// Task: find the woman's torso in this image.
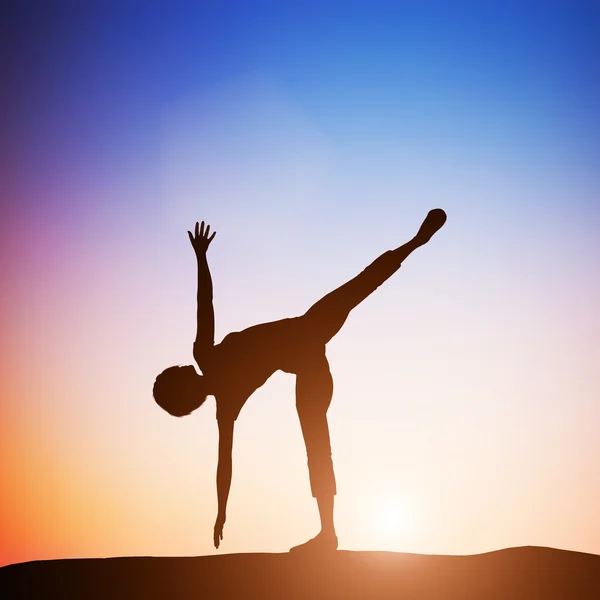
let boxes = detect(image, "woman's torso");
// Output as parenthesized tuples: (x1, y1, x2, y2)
(199, 316, 325, 421)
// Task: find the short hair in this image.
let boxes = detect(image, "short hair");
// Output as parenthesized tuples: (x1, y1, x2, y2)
(153, 365, 206, 417)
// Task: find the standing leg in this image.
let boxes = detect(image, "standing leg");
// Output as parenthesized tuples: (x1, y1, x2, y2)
(290, 354, 338, 552)
(302, 208, 447, 345)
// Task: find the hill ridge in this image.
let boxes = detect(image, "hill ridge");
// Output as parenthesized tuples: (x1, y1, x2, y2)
(2, 545, 599, 599)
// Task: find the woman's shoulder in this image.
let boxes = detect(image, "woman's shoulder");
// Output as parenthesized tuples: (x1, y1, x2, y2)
(193, 340, 218, 370)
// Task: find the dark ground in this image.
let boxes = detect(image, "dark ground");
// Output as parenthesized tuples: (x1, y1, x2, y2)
(2, 546, 599, 599)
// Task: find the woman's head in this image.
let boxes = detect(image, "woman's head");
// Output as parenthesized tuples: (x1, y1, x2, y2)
(153, 365, 208, 417)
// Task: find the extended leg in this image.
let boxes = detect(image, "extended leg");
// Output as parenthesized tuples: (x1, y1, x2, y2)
(291, 355, 338, 552)
(302, 209, 446, 345)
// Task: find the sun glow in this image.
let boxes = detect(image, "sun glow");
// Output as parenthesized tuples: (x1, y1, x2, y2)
(370, 496, 419, 540)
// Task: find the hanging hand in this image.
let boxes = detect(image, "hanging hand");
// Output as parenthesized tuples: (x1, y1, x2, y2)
(213, 513, 226, 549)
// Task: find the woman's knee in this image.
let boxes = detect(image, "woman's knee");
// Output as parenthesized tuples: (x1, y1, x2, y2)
(296, 363, 333, 402)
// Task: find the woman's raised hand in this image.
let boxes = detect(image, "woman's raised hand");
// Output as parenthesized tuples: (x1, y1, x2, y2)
(188, 221, 216, 255)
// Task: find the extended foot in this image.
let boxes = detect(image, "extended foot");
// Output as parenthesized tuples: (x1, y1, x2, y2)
(289, 531, 338, 553)
(414, 208, 447, 245)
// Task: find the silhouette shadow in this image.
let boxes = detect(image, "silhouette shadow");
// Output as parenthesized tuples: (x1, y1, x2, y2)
(154, 210, 448, 552)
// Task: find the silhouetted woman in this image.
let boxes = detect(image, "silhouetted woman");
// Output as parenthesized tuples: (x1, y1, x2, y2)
(153, 209, 447, 552)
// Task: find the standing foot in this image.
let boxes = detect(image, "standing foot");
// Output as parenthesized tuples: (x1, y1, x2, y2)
(414, 208, 447, 245)
(290, 531, 338, 553)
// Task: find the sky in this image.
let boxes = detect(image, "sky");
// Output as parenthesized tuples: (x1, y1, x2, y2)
(1, 0, 599, 567)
